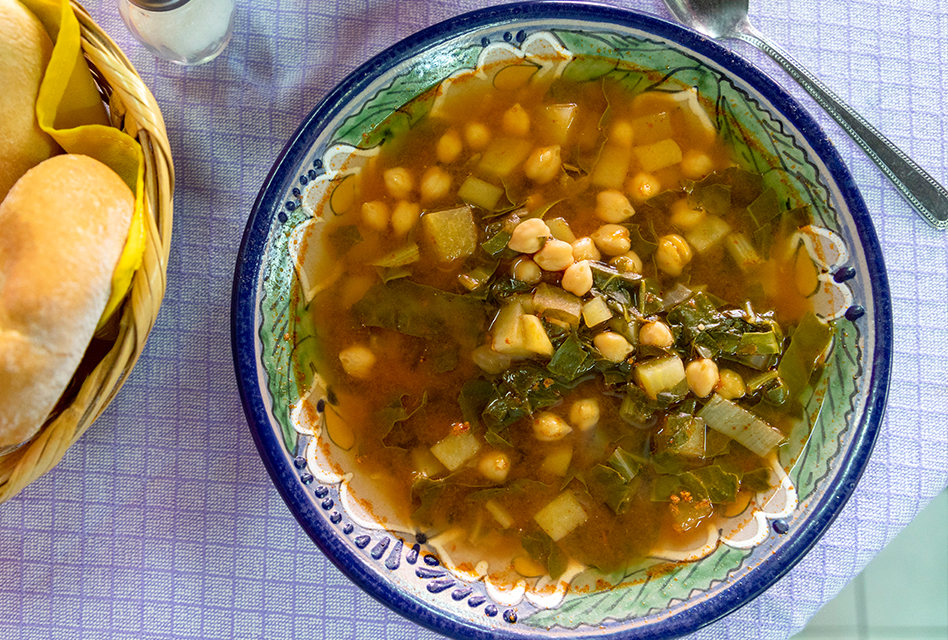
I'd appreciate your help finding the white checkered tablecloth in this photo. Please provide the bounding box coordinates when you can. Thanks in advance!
[1,1,946,638]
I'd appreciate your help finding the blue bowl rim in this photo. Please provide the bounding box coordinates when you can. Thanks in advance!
[232,2,893,638]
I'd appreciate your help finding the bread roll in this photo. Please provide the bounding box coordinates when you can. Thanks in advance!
[0,0,61,201]
[0,154,134,447]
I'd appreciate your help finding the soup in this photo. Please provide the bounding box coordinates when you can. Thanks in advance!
[296,63,833,586]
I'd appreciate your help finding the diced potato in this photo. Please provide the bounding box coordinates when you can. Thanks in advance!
[685,215,731,254]
[520,314,554,356]
[421,204,478,262]
[582,296,613,327]
[458,175,504,211]
[631,111,674,145]
[491,302,531,357]
[591,143,633,189]
[634,355,686,400]
[411,446,445,478]
[632,138,683,173]
[471,343,512,374]
[534,491,588,542]
[533,283,582,326]
[543,103,577,145]
[540,444,573,476]
[485,499,515,529]
[430,429,481,471]
[478,137,533,177]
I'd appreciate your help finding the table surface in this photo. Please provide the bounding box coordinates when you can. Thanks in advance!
[2,1,947,638]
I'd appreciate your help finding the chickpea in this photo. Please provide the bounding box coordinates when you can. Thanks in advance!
[502,103,531,137]
[391,201,420,235]
[524,145,562,184]
[627,172,661,202]
[717,368,746,400]
[533,411,573,441]
[338,344,375,379]
[591,223,632,256]
[361,200,389,231]
[511,256,542,284]
[594,331,633,363]
[464,122,491,150]
[609,250,643,274]
[655,234,693,277]
[571,236,601,262]
[478,451,511,483]
[569,398,600,431]
[686,358,720,397]
[609,120,634,147]
[533,238,574,271]
[680,149,714,180]
[420,166,452,203]
[436,129,463,164]
[561,260,593,296]
[639,320,674,348]
[471,344,512,375]
[595,189,636,223]
[669,197,705,230]
[508,218,552,253]
[383,167,414,200]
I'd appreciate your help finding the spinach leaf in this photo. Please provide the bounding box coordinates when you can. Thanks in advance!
[352,279,487,346]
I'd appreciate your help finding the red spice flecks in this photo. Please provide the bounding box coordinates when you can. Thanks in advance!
[451,421,471,436]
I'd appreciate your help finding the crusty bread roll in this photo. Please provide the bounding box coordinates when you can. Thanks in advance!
[0,0,61,201]
[0,154,134,447]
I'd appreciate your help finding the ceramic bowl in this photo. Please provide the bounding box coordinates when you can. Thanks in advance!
[232,3,892,638]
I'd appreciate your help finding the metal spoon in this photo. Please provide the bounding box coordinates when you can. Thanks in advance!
[662,0,948,230]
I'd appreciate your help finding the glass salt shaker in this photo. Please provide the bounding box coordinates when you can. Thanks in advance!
[117,0,235,66]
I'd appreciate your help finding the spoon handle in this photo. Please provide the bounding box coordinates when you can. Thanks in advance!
[735,21,948,230]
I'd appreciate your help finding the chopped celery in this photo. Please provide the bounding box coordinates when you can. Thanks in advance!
[533,283,583,325]
[546,217,577,243]
[421,205,478,261]
[369,243,420,268]
[634,355,686,400]
[458,261,498,292]
[485,499,515,528]
[697,394,784,457]
[533,490,588,541]
[458,175,505,211]
[725,232,763,272]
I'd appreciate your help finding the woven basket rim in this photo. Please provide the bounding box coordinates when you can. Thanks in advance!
[0,0,174,503]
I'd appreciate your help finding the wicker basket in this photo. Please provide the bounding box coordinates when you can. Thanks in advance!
[0,1,174,503]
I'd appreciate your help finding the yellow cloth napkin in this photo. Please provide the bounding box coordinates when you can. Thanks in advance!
[22,0,146,327]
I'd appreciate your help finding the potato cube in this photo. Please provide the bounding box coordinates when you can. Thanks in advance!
[534,491,588,541]
[430,429,481,471]
[421,205,478,262]
[632,138,683,173]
